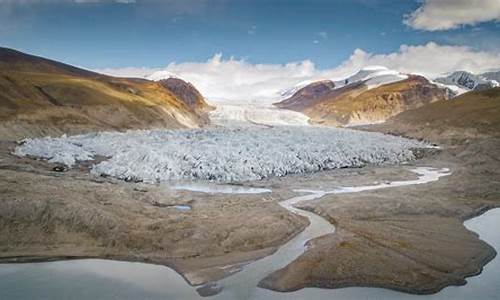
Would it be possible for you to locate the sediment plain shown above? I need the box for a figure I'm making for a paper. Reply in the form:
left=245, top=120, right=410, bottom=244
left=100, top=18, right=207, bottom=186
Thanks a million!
left=1, top=89, right=500, bottom=296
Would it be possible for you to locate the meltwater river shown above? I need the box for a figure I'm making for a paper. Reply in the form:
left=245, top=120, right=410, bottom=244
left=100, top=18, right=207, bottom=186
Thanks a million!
left=1, top=167, right=499, bottom=300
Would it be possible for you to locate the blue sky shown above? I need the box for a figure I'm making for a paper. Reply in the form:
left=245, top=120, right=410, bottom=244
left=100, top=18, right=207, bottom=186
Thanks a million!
left=0, top=0, right=499, bottom=70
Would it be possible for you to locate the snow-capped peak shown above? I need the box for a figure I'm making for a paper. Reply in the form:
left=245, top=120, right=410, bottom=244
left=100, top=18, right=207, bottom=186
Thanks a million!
left=359, top=65, right=389, bottom=71
left=434, top=71, right=499, bottom=91
left=334, top=66, right=408, bottom=88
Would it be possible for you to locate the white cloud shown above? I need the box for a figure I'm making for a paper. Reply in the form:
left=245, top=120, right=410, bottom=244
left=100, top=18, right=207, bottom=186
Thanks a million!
left=142, top=53, right=323, bottom=105
left=97, top=43, right=500, bottom=104
left=338, top=42, right=500, bottom=77
left=405, top=0, right=500, bottom=31
left=97, top=66, right=162, bottom=78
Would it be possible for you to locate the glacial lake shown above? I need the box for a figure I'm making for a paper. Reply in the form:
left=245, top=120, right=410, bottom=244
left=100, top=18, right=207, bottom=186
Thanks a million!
left=1, top=208, right=498, bottom=300
left=0, top=169, right=498, bottom=300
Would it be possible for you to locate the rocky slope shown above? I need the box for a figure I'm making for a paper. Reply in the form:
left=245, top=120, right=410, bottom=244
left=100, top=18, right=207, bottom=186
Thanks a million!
left=481, top=70, right=500, bottom=85
left=0, top=47, right=212, bottom=140
left=373, top=87, right=500, bottom=143
left=276, top=80, right=336, bottom=111
left=276, top=74, right=449, bottom=126
left=158, top=77, right=214, bottom=115
left=435, top=71, right=498, bottom=92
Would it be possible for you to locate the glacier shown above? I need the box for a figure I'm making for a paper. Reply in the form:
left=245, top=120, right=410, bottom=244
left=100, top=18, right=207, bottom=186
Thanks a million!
left=209, top=104, right=310, bottom=127
left=15, top=126, right=428, bottom=183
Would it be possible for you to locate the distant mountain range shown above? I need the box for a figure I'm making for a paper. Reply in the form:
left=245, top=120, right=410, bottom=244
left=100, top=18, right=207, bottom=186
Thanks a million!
left=275, top=66, right=500, bottom=127
left=275, top=67, right=449, bottom=126
left=435, top=71, right=499, bottom=93
left=2, top=47, right=499, bottom=138
left=0, top=47, right=212, bottom=140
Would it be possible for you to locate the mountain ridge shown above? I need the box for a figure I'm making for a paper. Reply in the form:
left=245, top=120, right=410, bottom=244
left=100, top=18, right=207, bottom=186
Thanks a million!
left=0, top=47, right=212, bottom=140
left=275, top=70, right=449, bottom=126
left=434, top=71, right=498, bottom=93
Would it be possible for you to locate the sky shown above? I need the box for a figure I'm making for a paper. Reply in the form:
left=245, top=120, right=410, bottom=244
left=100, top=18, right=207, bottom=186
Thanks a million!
left=1, top=0, right=500, bottom=102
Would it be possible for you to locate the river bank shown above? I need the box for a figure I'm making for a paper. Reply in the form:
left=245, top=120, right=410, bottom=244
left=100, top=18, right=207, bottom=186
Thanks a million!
left=1, top=133, right=500, bottom=297
left=1, top=200, right=498, bottom=300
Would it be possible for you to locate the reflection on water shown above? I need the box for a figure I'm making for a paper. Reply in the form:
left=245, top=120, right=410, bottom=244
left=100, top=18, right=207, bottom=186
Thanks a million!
left=0, top=168, right=498, bottom=300
left=255, top=208, right=500, bottom=300
left=2, top=209, right=498, bottom=300
left=0, top=259, right=200, bottom=300
left=173, top=183, right=271, bottom=194
left=174, top=204, right=192, bottom=211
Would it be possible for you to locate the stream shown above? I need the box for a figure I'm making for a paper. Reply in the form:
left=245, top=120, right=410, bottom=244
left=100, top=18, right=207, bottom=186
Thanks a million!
left=2, top=167, right=499, bottom=300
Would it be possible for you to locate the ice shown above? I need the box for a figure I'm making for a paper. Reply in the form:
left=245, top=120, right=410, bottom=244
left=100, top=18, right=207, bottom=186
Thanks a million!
left=209, top=104, right=310, bottom=126
left=14, top=126, right=428, bottom=183
left=333, top=66, right=408, bottom=89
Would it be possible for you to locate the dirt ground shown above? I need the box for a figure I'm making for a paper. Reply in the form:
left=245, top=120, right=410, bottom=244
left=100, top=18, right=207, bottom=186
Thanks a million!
left=1, top=136, right=499, bottom=295
left=0, top=140, right=308, bottom=286
left=258, top=133, right=500, bottom=294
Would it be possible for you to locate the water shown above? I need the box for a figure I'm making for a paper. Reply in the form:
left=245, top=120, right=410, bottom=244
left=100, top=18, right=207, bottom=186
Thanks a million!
left=174, top=204, right=192, bottom=211
left=1, top=168, right=498, bottom=300
left=173, top=183, right=271, bottom=194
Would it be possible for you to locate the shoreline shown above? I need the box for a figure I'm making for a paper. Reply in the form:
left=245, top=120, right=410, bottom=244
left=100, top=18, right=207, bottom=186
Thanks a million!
left=1, top=132, right=500, bottom=297
left=0, top=195, right=498, bottom=298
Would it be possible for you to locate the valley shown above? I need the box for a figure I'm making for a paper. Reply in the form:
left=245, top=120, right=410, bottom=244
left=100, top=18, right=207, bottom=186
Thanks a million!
left=0, top=47, right=500, bottom=300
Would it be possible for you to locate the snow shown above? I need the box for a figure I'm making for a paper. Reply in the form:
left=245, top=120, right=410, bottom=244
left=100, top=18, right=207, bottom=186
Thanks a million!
left=431, top=81, right=469, bottom=97
left=277, top=66, right=409, bottom=100
left=334, top=66, right=408, bottom=88
left=209, top=104, right=310, bottom=126
left=277, top=79, right=317, bottom=101
left=435, top=71, right=499, bottom=91
left=14, top=127, right=427, bottom=183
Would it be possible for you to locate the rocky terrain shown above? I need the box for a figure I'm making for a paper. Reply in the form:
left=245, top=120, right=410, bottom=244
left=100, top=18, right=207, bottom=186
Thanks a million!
left=435, top=71, right=499, bottom=92
left=158, top=77, right=215, bottom=116
left=275, top=80, right=336, bottom=111
left=1, top=46, right=500, bottom=297
left=481, top=70, right=500, bottom=84
left=373, top=87, right=500, bottom=142
left=276, top=74, right=449, bottom=126
left=0, top=140, right=308, bottom=286
left=259, top=87, right=500, bottom=294
left=0, top=47, right=212, bottom=140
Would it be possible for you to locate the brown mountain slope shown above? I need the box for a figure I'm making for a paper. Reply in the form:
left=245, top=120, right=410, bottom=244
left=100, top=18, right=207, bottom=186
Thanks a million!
left=158, top=77, right=214, bottom=115
left=276, top=76, right=449, bottom=126
left=371, top=87, right=500, bottom=143
left=276, top=80, right=336, bottom=111
left=0, top=47, right=212, bottom=140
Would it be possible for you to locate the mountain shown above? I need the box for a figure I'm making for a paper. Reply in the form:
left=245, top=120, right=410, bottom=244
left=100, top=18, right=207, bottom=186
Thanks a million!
left=275, top=69, right=449, bottom=126
left=276, top=80, right=336, bottom=111
left=372, top=87, right=500, bottom=143
left=334, top=65, right=408, bottom=88
left=481, top=70, right=500, bottom=84
left=0, top=47, right=212, bottom=140
left=158, top=77, right=214, bottom=115
left=434, top=71, right=499, bottom=92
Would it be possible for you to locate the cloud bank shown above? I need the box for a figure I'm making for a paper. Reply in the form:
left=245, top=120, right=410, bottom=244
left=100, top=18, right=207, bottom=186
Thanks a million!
left=405, top=0, right=500, bottom=31
left=98, top=43, right=500, bottom=103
